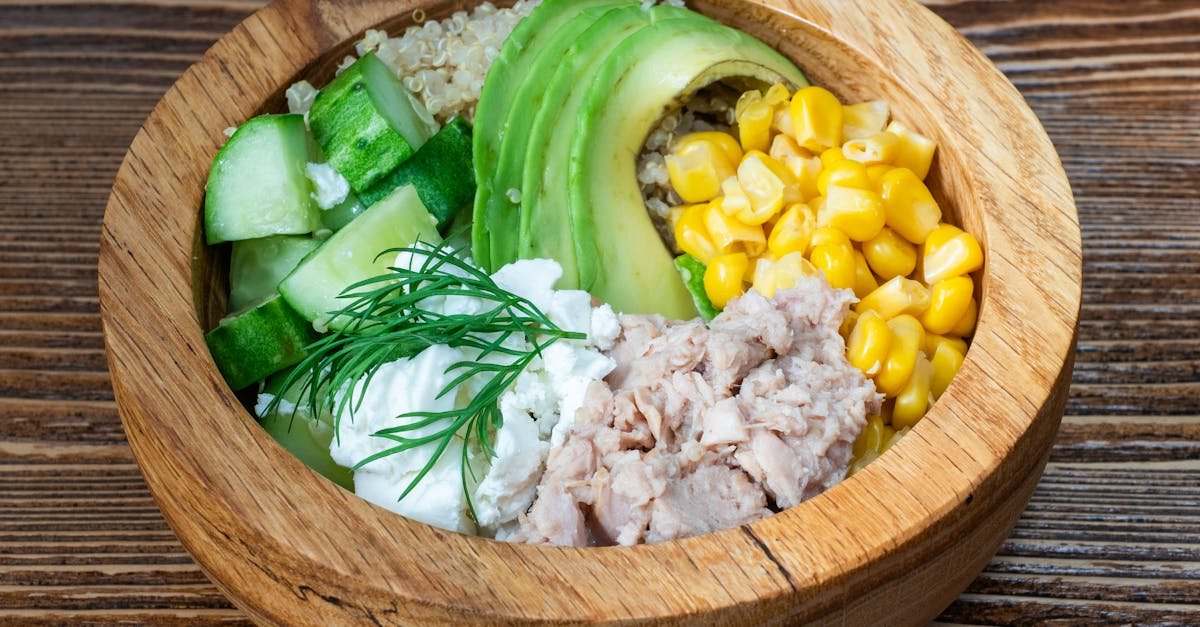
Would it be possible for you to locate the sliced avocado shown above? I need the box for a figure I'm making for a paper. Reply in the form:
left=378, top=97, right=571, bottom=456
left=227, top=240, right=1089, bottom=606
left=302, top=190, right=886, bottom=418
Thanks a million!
left=471, top=0, right=633, bottom=271
left=481, top=0, right=633, bottom=272
left=568, top=18, right=808, bottom=318
left=518, top=4, right=699, bottom=289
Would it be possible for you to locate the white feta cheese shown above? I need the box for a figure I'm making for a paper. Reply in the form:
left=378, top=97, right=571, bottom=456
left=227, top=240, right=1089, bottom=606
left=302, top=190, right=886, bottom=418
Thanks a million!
left=329, top=258, right=619, bottom=535
left=305, top=162, right=351, bottom=210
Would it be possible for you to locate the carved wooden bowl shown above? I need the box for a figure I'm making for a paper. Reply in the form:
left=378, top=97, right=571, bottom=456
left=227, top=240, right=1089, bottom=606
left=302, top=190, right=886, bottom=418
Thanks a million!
left=98, top=0, right=1082, bottom=623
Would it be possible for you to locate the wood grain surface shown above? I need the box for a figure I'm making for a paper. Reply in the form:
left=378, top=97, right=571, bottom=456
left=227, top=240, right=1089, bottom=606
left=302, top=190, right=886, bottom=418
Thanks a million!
left=0, top=0, right=1195, bottom=624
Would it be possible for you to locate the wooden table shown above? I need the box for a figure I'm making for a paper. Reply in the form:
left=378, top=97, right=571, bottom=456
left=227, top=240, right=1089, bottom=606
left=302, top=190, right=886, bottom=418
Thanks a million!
left=1, top=0, right=1196, bottom=623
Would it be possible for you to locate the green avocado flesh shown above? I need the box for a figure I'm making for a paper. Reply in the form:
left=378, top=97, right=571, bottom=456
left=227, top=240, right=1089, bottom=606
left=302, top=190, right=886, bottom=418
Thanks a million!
left=471, top=0, right=631, bottom=272
left=517, top=3, right=698, bottom=289
left=480, top=0, right=632, bottom=272
left=568, top=18, right=808, bottom=318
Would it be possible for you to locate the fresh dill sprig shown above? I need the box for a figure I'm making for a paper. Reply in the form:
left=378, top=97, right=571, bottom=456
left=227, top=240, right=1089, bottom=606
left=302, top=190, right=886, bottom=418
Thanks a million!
left=266, top=240, right=586, bottom=518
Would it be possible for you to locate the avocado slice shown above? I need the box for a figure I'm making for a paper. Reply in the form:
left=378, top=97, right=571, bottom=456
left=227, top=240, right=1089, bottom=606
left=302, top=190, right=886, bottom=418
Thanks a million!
left=483, top=0, right=634, bottom=273
left=568, top=18, right=808, bottom=318
left=471, top=0, right=633, bottom=271
left=518, top=3, right=700, bottom=289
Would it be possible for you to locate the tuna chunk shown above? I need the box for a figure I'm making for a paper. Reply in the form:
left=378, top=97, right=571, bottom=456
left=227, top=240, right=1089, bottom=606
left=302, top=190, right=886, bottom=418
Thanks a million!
left=513, top=277, right=881, bottom=546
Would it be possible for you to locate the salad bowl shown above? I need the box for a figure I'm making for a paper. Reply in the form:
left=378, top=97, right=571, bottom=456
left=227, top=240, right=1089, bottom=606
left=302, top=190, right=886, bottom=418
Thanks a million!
left=98, top=0, right=1081, bottom=623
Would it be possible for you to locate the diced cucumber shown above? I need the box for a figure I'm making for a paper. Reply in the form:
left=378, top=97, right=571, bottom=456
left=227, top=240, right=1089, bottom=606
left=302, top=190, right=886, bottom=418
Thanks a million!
left=279, top=185, right=440, bottom=330
left=258, top=370, right=354, bottom=491
left=320, top=194, right=366, bottom=232
left=309, top=53, right=438, bottom=193
left=358, top=117, right=475, bottom=231
left=229, top=236, right=320, bottom=311
left=205, top=294, right=318, bottom=390
left=675, top=255, right=720, bottom=322
left=204, top=115, right=320, bottom=244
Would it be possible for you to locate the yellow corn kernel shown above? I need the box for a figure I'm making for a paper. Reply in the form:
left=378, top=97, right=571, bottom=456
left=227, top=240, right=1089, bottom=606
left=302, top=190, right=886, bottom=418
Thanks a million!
left=930, top=341, right=965, bottom=400
left=666, top=133, right=740, bottom=204
left=879, top=167, right=943, bottom=245
left=704, top=202, right=765, bottom=257
left=767, top=203, right=816, bottom=258
left=885, top=120, right=937, bottom=180
left=840, top=309, right=860, bottom=340
left=921, top=276, right=974, bottom=335
left=784, top=155, right=822, bottom=201
left=790, top=86, right=843, bottom=152
left=820, top=146, right=847, bottom=169
left=866, top=164, right=892, bottom=189
left=735, top=89, right=763, bottom=121
left=923, top=229, right=983, bottom=285
left=820, top=185, right=886, bottom=242
left=925, top=223, right=961, bottom=250
left=808, top=226, right=851, bottom=252
left=810, top=242, right=856, bottom=290
left=720, top=175, right=752, bottom=217
left=735, top=151, right=797, bottom=225
left=853, top=250, right=879, bottom=299
left=925, top=333, right=968, bottom=358
left=772, top=105, right=795, bottom=137
left=876, top=315, right=925, bottom=396
left=950, top=297, right=978, bottom=337
left=863, top=227, right=917, bottom=280
left=891, top=351, right=932, bottom=429
left=817, top=159, right=870, bottom=196
left=666, top=205, right=686, bottom=254
left=673, top=204, right=720, bottom=264
left=769, top=134, right=804, bottom=163
left=842, top=100, right=890, bottom=140
left=843, top=131, right=900, bottom=166
left=847, top=310, right=892, bottom=375
left=858, top=276, right=931, bottom=319
left=738, top=100, right=774, bottom=154
left=755, top=252, right=820, bottom=298
left=704, top=252, right=750, bottom=309
left=763, top=83, right=791, bottom=107
left=880, top=423, right=906, bottom=452
left=853, top=414, right=891, bottom=458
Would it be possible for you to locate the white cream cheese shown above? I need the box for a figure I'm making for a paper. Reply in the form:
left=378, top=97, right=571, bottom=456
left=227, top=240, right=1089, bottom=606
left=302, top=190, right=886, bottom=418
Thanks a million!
left=324, top=258, right=620, bottom=535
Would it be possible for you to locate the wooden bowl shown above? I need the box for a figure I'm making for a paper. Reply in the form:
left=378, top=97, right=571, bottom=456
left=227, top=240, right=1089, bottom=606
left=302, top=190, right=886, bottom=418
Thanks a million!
left=98, top=0, right=1082, bottom=623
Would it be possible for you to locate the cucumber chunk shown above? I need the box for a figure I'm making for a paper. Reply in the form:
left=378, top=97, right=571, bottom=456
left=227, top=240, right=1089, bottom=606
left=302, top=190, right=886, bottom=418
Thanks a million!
left=279, top=185, right=440, bottom=330
left=358, top=117, right=475, bottom=231
left=310, top=53, right=438, bottom=193
left=258, top=370, right=354, bottom=491
left=204, top=115, right=319, bottom=244
left=675, top=255, right=720, bottom=322
left=229, top=236, right=320, bottom=312
left=205, top=294, right=318, bottom=391
left=320, top=194, right=366, bottom=232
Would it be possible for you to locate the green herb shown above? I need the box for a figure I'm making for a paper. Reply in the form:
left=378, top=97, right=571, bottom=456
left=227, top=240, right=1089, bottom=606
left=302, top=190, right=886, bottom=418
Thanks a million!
left=267, top=241, right=586, bottom=517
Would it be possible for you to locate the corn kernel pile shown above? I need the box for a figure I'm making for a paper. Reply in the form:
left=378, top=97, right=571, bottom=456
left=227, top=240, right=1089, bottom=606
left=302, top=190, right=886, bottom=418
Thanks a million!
left=664, top=84, right=983, bottom=475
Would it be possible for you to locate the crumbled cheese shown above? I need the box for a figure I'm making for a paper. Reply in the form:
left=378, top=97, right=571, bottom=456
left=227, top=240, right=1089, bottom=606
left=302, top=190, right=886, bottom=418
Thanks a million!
left=285, top=80, right=319, bottom=117
left=328, top=258, right=618, bottom=535
left=305, top=162, right=351, bottom=210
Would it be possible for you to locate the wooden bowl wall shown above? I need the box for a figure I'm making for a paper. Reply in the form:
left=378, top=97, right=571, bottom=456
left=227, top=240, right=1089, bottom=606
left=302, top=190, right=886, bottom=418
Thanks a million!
left=98, top=0, right=1082, bottom=623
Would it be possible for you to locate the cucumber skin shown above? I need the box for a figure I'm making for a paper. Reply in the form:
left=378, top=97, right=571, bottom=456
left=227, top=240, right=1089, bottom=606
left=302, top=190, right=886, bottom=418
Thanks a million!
left=204, top=115, right=319, bottom=245
left=358, top=117, right=475, bottom=231
left=310, top=54, right=428, bottom=194
left=674, top=255, right=720, bottom=321
left=205, top=295, right=318, bottom=391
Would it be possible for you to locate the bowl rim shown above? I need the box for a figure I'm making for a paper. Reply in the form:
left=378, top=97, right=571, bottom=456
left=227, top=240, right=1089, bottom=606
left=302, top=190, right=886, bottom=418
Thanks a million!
left=98, top=0, right=1082, bottom=623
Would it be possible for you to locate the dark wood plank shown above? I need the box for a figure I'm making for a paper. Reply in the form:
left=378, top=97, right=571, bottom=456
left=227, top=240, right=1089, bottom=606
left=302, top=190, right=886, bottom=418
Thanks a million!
left=0, top=0, right=1197, bottom=622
